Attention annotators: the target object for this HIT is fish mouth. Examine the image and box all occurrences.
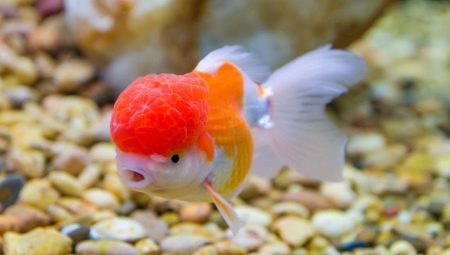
[119,168,151,189]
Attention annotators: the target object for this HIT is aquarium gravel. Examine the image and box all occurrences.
[0,0,449,254]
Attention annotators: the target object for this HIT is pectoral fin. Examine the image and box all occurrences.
[204,182,240,235]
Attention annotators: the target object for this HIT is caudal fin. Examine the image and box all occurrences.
[260,45,366,181]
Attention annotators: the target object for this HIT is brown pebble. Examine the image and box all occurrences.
[180,202,212,223]
[280,190,332,211]
[76,240,139,255]
[4,204,51,232]
[28,26,59,51]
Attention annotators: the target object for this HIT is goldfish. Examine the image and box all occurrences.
[110,45,366,233]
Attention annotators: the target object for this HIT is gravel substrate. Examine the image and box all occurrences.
[0,0,449,255]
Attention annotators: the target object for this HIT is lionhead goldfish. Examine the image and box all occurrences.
[110,45,366,233]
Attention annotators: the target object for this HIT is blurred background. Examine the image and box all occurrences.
[0,0,449,254]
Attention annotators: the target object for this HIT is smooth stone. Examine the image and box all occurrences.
[0,174,24,211]
[51,143,90,175]
[3,228,72,255]
[320,182,356,208]
[134,238,160,255]
[339,240,369,252]
[170,223,224,242]
[239,176,272,200]
[259,242,291,255]
[269,202,310,218]
[48,171,83,197]
[76,240,139,255]
[89,142,116,164]
[193,245,218,255]
[213,240,247,255]
[90,217,147,242]
[312,210,361,238]
[19,179,60,210]
[131,210,168,242]
[57,197,97,216]
[3,204,51,233]
[346,132,386,155]
[280,190,332,211]
[77,165,102,189]
[103,173,130,202]
[180,202,212,223]
[82,188,119,210]
[117,200,136,215]
[6,149,46,178]
[60,223,90,245]
[161,235,207,255]
[390,240,417,255]
[436,155,450,178]
[232,225,268,251]
[273,216,315,247]
[53,58,95,92]
[235,206,272,226]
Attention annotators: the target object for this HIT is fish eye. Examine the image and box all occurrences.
[170,154,180,163]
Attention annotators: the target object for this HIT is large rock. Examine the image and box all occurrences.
[64,0,394,93]
[64,0,199,93]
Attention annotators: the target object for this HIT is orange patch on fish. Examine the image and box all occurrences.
[197,63,253,192]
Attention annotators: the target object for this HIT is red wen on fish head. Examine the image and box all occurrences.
[110,73,209,156]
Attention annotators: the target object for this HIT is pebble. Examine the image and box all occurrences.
[339,240,369,252]
[76,240,139,255]
[102,172,130,202]
[3,204,51,233]
[36,0,63,16]
[51,143,90,175]
[6,149,46,178]
[320,182,356,208]
[57,197,97,216]
[312,210,361,238]
[193,245,218,255]
[60,223,90,245]
[269,202,310,218]
[170,223,224,242]
[180,202,212,223]
[90,217,147,242]
[89,143,116,164]
[82,188,120,211]
[235,206,272,226]
[436,155,450,178]
[213,240,247,255]
[131,210,168,242]
[273,216,315,247]
[161,235,207,255]
[134,238,160,255]
[346,132,386,155]
[77,165,102,189]
[28,25,59,51]
[48,171,83,197]
[390,240,417,255]
[3,228,72,255]
[19,178,60,210]
[53,58,95,92]
[280,190,332,211]
[239,176,272,200]
[259,242,291,255]
[0,174,24,211]
[231,224,268,251]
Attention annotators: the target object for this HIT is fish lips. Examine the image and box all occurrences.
[118,168,152,189]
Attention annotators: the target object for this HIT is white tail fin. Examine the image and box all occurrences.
[258,45,366,181]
